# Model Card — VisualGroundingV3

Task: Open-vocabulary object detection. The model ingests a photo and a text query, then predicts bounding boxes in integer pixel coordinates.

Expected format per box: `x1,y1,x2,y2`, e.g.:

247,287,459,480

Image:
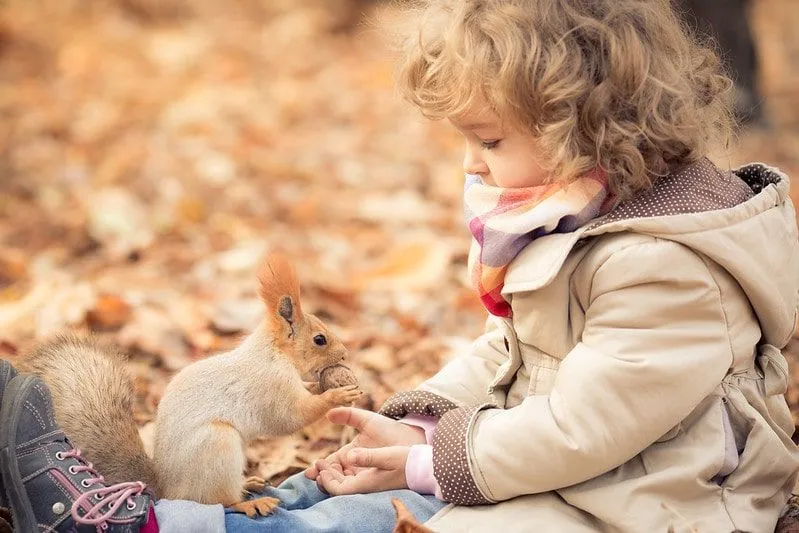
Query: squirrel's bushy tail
15,334,161,498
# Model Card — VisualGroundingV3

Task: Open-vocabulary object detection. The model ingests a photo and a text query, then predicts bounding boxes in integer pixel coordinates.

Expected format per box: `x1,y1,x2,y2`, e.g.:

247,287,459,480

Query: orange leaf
392,499,434,533
87,294,132,330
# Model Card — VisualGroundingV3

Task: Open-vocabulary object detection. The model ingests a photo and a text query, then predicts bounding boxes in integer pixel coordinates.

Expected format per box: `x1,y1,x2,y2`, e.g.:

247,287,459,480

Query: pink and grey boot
0,369,154,532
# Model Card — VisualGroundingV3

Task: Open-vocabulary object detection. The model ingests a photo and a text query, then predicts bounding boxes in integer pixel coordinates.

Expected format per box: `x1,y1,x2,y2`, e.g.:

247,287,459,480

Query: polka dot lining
432,405,492,505
378,390,458,420
584,158,761,231
733,162,781,194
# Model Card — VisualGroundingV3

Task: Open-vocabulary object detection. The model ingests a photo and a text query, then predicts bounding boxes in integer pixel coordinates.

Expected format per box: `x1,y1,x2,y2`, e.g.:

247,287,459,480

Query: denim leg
223,473,447,533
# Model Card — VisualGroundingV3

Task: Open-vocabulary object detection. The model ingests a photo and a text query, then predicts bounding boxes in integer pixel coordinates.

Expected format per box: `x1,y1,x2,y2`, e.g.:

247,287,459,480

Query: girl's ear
258,252,302,337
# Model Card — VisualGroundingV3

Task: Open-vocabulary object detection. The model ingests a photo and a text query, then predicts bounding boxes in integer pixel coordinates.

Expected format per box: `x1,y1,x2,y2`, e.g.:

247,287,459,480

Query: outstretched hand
317,446,411,495
304,407,425,480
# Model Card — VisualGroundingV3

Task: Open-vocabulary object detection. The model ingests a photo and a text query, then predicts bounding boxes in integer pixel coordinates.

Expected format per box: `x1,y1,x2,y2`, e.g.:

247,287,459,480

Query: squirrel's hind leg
195,423,282,516
230,497,281,518
168,420,246,505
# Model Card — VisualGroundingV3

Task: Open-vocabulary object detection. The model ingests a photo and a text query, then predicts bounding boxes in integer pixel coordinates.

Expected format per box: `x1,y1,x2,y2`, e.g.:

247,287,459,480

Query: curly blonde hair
397,0,735,197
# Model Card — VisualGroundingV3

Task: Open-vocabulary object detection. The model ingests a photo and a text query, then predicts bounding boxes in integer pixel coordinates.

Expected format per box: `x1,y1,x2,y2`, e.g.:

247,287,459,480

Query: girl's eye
313,334,327,346
480,139,500,150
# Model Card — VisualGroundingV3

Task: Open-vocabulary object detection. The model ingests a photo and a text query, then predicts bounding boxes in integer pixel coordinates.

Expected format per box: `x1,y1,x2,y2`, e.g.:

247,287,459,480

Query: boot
0,373,152,532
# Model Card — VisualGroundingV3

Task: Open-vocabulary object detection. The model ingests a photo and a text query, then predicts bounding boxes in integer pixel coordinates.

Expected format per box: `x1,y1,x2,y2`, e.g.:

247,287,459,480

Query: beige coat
380,159,799,533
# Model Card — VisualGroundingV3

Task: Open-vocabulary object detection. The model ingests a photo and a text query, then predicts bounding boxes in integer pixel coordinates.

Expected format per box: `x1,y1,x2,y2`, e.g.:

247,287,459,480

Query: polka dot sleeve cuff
432,404,495,506
378,390,459,421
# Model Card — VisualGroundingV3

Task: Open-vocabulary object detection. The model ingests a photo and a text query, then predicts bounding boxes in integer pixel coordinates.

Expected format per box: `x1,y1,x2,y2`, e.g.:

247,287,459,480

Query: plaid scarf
465,169,614,318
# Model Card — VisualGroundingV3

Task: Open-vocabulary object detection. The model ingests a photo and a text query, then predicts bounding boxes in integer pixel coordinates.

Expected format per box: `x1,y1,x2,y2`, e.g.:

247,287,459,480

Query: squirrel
13,253,362,517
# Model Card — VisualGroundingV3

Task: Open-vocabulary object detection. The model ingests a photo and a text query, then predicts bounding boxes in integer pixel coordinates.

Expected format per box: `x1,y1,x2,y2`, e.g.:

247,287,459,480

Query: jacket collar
502,158,790,295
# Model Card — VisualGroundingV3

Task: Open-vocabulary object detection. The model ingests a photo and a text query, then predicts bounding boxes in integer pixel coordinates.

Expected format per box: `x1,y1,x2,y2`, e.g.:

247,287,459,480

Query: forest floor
1,0,798,485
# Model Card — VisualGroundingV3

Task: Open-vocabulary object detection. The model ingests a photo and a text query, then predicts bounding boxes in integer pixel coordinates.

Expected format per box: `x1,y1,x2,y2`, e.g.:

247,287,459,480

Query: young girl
304,0,799,531
2,1,797,532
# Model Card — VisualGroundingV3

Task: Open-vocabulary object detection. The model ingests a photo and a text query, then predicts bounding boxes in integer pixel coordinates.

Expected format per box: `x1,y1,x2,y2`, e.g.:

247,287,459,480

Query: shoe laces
60,449,147,527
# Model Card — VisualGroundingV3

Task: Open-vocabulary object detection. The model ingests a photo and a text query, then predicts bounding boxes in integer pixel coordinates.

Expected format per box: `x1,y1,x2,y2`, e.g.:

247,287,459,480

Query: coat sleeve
430,240,734,505
379,318,508,420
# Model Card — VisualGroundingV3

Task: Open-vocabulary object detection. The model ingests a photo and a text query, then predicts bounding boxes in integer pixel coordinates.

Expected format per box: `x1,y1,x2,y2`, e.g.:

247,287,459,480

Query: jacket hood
504,158,799,347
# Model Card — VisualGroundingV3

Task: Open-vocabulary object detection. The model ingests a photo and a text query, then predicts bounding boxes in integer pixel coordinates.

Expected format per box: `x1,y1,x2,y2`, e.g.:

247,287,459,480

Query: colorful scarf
465,169,614,318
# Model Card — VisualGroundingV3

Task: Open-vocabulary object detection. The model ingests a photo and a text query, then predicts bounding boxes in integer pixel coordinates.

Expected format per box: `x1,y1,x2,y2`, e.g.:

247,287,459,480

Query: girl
304,0,799,532
3,1,797,532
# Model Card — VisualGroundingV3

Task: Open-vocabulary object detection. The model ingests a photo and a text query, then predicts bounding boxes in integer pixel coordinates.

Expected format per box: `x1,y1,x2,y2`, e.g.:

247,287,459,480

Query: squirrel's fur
15,335,161,496
13,253,361,513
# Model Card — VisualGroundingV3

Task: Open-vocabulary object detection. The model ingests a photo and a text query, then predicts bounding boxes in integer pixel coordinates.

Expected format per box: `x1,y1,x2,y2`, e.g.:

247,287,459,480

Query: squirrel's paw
303,381,321,394
230,496,280,518
242,475,267,495
325,384,362,406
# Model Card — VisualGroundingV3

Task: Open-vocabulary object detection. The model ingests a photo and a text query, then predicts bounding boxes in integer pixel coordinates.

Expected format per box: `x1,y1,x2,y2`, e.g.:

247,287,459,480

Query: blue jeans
223,473,447,533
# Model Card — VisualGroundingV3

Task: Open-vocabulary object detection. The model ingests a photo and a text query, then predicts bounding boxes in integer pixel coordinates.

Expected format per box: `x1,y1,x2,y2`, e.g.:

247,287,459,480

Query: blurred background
0,0,797,484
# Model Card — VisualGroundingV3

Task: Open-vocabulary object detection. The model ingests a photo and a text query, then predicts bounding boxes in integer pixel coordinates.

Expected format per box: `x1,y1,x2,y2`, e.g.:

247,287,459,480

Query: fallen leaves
0,0,797,504
247,437,305,484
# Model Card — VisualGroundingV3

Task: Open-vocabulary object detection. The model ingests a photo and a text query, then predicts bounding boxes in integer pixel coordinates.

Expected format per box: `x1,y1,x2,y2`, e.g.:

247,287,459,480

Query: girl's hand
317,446,410,495
304,407,425,480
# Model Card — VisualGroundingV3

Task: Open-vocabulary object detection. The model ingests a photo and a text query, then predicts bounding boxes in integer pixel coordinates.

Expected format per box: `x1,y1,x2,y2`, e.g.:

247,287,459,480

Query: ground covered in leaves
1,0,798,486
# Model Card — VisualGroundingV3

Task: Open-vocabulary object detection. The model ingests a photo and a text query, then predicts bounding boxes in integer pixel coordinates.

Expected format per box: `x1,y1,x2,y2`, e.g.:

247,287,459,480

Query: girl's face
449,104,549,188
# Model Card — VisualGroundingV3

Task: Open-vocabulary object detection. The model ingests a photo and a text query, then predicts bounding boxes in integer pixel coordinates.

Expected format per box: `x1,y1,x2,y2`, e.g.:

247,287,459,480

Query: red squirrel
15,253,361,517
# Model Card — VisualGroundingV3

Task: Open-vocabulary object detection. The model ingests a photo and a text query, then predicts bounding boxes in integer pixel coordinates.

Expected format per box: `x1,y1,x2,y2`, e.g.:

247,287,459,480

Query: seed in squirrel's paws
319,364,358,392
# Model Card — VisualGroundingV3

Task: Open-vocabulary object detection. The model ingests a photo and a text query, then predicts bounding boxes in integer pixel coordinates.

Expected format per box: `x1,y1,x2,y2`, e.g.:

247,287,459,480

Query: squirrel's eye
313,334,327,346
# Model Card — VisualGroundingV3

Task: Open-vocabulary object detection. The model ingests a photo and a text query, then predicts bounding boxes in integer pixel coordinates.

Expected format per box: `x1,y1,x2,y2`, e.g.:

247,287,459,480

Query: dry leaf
211,298,262,334
0,248,27,288
358,344,396,373
87,294,132,330
352,240,452,291
87,188,154,259
248,437,303,481
392,499,434,533
119,308,191,370
36,282,97,338
0,507,12,533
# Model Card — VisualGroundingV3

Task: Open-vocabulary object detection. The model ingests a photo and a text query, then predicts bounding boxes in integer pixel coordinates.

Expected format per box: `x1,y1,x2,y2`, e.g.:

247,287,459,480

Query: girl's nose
463,144,489,176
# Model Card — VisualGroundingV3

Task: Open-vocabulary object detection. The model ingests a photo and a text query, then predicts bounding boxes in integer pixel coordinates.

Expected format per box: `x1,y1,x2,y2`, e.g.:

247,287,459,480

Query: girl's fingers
318,468,346,495
318,468,365,496
310,457,333,479
317,470,336,494
305,440,356,478
327,407,386,433
316,463,347,494
306,459,326,479
316,475,328,494
343,447,407,470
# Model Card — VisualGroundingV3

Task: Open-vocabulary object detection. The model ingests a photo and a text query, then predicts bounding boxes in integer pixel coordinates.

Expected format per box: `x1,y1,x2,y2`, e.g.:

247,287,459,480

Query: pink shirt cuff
405,444,443,499
399,414,437,444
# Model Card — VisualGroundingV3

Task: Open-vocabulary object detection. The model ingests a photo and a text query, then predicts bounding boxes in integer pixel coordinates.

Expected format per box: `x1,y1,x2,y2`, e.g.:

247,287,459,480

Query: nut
319,364,358,392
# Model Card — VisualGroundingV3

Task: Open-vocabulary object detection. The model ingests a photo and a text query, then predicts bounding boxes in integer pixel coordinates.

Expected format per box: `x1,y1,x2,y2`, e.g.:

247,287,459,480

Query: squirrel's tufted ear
258,252,301,335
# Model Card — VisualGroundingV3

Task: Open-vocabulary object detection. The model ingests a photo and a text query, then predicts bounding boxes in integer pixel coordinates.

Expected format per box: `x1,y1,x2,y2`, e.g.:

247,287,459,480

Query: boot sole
0,375,40,532
0,360,18,510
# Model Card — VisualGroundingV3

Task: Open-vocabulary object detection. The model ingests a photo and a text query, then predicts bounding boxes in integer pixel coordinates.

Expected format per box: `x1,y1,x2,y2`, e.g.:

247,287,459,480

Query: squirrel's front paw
303,381,321,394
324,385,362,406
